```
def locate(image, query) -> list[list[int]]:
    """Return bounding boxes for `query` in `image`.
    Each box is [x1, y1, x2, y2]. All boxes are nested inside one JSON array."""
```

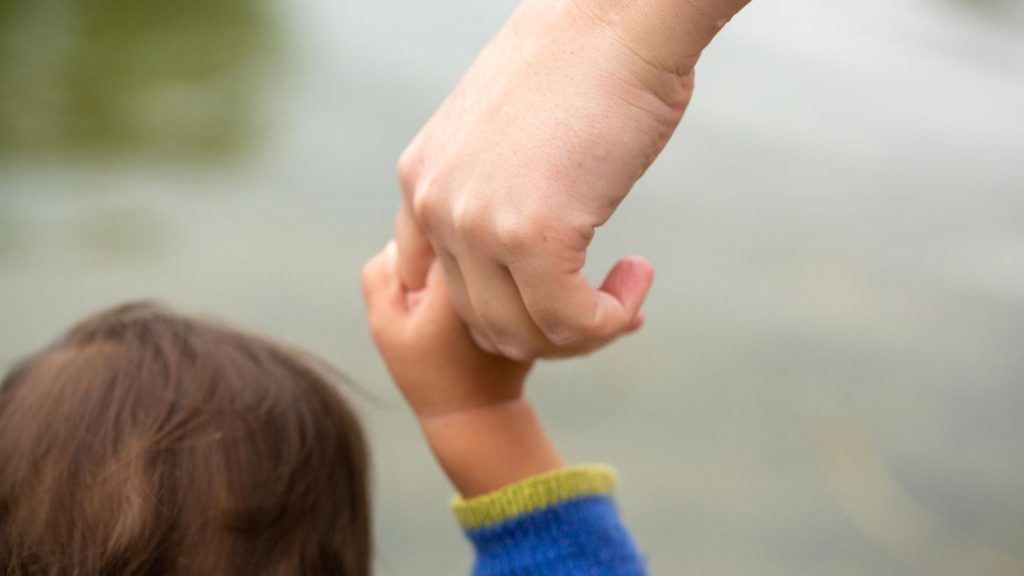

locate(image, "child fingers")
[[361, 241, 407, 322]]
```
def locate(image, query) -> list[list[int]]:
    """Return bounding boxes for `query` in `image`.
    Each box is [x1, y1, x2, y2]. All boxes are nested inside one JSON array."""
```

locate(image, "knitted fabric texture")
[[452, 465, 647, 576]]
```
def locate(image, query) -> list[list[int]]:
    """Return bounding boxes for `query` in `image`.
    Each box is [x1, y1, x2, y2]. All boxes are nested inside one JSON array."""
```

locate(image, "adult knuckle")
[[487, 213, 547, 259], [451, 196, 486, 241], [410, 166, 456, 230], [396, 145, 421, 196], [411, 187, 441, 230], [451, 201, 531, 255], [493, 217, 531, 251]]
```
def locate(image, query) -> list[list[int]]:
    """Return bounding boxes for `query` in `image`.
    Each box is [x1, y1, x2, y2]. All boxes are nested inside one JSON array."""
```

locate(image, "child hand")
[[362, 241, 562, 496], [361, 241, 531, 420]]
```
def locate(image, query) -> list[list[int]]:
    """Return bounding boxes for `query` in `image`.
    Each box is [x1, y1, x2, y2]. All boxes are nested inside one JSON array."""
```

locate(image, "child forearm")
[[418, 399, 563, 498], [362, 248, 647, 574]]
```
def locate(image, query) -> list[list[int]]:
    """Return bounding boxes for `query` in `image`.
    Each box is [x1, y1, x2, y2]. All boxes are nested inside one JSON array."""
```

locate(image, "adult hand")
[[396, 0, 749, 360]]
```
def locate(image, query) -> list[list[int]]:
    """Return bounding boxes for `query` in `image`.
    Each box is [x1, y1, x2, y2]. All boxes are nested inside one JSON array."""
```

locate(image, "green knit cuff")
[[450, 464, 617, 531]]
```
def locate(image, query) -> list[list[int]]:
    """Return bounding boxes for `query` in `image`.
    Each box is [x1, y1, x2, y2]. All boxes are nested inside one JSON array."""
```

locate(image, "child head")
[[0, 302, 370, 575]]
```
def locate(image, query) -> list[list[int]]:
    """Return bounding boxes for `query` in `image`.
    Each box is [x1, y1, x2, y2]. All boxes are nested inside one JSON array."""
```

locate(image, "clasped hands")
[[388, 0, 749, 361]]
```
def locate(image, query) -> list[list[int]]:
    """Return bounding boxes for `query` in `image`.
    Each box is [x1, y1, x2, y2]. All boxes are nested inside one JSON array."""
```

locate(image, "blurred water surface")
[[1, 0, 1023, 574]]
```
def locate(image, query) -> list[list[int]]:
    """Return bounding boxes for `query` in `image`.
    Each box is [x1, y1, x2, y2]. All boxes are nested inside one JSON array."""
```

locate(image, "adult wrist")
[[565, 0, 744, 76], [518, 0, 699, 111]]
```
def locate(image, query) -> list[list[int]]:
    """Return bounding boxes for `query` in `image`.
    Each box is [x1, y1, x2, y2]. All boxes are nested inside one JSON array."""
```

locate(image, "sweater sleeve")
[[450, 465, 647, 576]]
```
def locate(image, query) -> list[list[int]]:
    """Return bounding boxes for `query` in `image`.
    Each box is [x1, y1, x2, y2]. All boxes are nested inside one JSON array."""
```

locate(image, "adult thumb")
[[599, 255, 655, 325]]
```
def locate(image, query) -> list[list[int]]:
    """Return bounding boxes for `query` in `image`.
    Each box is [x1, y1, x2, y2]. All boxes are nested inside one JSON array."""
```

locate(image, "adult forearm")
[[571, 0, 750, 75]]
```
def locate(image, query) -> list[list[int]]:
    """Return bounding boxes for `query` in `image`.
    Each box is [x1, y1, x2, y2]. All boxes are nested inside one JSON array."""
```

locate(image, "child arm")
[[361, 241, 560, 496], [362, 242, 647, 575]]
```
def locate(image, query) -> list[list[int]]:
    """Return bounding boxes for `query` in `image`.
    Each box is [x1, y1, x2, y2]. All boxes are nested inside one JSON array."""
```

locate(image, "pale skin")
[[362, 242, 562, 497], [396, 0, 751, 361]]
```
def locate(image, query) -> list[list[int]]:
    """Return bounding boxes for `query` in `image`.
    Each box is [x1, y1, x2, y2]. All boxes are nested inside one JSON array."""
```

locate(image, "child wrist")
[[417, 399, 564, 498]]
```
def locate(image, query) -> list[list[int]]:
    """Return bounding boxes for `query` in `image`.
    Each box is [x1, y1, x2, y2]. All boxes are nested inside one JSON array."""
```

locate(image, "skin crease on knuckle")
[[541, 326, 587, 349], [469, 327, 498, 355], [476, 307, 536, 361], [494, 342, 534, 363]]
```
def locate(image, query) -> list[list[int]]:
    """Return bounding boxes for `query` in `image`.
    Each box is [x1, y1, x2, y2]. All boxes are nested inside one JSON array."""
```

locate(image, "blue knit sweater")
[[451, 465, 646, 575]]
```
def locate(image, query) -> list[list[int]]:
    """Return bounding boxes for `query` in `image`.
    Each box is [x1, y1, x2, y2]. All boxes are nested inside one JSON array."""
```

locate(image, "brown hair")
[[0, 302, 371, 575]]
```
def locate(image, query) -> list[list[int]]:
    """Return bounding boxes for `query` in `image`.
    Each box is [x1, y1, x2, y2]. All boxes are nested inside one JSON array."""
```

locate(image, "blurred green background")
[[1, 0, 1023, 574]]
